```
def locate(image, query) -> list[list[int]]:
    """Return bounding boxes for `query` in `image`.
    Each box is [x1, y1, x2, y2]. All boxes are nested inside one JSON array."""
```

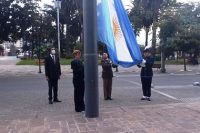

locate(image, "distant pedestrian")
[[71, 50, 85, 112], [138, 48, 154, 101], [101, 53, 113, 100], [45, 47, 62, 104]]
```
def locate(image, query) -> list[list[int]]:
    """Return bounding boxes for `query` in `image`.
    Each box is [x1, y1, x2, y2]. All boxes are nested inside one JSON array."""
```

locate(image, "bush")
[[154, 55, 161, 61]]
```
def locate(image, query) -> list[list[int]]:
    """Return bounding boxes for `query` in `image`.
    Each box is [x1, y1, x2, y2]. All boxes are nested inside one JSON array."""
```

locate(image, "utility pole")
[[83, 0, 99, 118]]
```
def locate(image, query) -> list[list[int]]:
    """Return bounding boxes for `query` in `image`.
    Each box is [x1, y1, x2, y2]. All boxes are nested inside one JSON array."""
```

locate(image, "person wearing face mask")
[[137, 48, 154, 101], [45, 47, 62, 104]]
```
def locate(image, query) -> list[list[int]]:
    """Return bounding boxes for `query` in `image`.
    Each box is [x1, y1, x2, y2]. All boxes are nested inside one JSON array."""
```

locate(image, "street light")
[[54, 0, 61, 58]]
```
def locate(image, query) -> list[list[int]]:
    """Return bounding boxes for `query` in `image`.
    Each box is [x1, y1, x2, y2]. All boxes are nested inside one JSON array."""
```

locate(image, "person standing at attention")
[[101, 53, 113, 100], [71, 50, 85, 112], [45, 47, 62, 104], [138, 48, 154, 101]]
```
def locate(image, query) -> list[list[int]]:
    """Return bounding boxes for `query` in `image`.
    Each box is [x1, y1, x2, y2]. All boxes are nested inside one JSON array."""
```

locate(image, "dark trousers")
[[103, 78, 112, 99], [48, 79, 58, 101], [73, 80, 85, 112], [141, 77, 152, 97]]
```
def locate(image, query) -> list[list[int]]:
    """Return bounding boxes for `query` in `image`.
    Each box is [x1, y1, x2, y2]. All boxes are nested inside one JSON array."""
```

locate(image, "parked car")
[[16, 53, 24, 59]]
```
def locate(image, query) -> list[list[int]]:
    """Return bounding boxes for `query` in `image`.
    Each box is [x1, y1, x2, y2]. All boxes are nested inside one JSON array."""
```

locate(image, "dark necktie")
[[52, 55, 56, 63]]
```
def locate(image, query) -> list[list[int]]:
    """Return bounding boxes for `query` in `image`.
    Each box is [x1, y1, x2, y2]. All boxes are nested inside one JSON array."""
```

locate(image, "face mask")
[[51, 50, 56, 55]]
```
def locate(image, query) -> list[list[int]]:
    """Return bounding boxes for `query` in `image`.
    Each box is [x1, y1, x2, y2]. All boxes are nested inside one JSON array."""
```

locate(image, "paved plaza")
[[1, 57, 200, 133]]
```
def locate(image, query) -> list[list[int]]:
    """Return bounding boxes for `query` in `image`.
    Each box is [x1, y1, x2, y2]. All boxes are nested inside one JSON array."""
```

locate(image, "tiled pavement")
[[1, 103, 200, 133], [1, 64, 200, 77]]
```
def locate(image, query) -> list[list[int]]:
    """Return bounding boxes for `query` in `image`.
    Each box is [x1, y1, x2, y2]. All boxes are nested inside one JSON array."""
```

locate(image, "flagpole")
[[83, 0, 99, 117]]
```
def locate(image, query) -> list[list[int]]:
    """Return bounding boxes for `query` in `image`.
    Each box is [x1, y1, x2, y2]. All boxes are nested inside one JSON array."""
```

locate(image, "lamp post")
[[54, 0, 61, 58]]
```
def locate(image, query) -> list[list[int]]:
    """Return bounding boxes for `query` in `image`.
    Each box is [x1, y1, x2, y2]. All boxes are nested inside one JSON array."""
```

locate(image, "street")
[[1, 67, 200, 118]]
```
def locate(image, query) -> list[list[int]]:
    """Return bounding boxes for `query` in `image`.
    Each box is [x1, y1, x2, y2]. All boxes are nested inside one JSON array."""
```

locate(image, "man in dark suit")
[[101, 53, 113, 100], [45, 47, 61, 104]]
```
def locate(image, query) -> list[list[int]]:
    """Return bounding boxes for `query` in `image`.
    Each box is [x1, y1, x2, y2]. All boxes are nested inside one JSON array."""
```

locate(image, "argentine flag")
[[97, 0, 142, 67]]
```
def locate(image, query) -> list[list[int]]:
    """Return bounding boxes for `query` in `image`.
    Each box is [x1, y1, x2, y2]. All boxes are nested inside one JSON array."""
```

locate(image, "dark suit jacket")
[[71, 59, 84, 82], [101, 59, 113, 79], [45, 54, 61, 80], [140, 56, 154, 78]]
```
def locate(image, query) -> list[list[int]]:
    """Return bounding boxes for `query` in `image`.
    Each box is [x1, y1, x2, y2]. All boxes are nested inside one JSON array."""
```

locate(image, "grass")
[[155, 59, 190, 65], [165, 59, 185, 65], [60, 58, 72, 65], [16, 59, 36, 65], [16, 58, 192, 66], [16, 58, 73, 65]]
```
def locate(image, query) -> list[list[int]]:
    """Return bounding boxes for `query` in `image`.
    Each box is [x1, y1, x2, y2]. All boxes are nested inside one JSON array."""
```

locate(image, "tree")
[[159, 3, 180, 72], [58, 0, 82, 55], [129, 0, 153, 46], [0, 0, 40, 43], [129, 0, 144, 36], [173, 3, 200, 71], [129, 0, 175, 48], [140, 0, 176, 55]]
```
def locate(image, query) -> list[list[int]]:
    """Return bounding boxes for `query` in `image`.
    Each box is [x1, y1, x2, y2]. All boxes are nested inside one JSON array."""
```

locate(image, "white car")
[[17, 53, 24, 58]]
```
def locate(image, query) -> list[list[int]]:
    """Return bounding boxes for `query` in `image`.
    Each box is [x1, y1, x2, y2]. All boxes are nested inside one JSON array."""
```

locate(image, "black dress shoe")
[[53, 99, 62, 102], [49, 101, 53, 104], [141, 97, 146, 100], [104, 97, 109, 100], [146, 98, 151, 101], [108, 97, 113, 100]]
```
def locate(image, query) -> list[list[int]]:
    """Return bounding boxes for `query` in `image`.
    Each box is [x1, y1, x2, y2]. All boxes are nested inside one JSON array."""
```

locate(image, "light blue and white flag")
[[97, 0, 142, 67]]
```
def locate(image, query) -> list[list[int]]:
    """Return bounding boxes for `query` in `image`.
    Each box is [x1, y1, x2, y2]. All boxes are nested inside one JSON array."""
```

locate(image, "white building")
[[0, 40, 23, 56]]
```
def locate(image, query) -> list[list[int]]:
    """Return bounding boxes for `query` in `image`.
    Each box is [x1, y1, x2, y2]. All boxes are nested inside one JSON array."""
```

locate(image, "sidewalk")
[[1, 102, 200, 133], [1, 56, 200, 76], [0, 64, 200, 77]]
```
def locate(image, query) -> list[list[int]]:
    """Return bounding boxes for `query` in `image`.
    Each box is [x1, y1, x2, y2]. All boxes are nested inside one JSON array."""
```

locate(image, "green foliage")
[[173, 3, 200, 55], [154, 55, 161, 61], [165, 59, 185, 65], [129, 0, 154, 36], [159, 3, 180, 57], [60, 58, 72, 65], [0, 0, 40, 42], [58, 0, 82, 55], [16, 58, 72, 65], [129, 0, 175, 47], [159, 2, 200, 57], [0, 0, 82, 58], [33, 44, 49, 59], [73, 42, 83, 51], [16, 59, 36, 65]]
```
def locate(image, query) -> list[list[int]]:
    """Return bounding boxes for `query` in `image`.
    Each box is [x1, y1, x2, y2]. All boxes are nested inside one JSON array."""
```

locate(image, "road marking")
[[152, 89, 178, 100], [114, 73, 200, 77], [119, 79, 141, 87], [120, 78, 178, 100], [155, 85, 195, 89]]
